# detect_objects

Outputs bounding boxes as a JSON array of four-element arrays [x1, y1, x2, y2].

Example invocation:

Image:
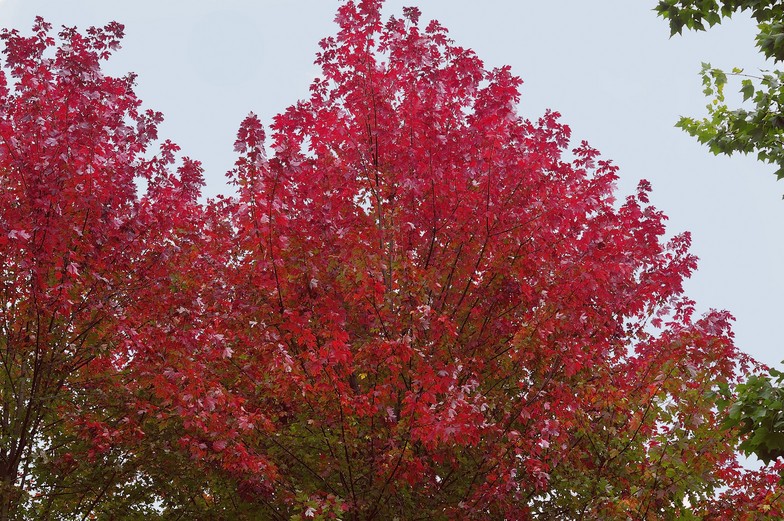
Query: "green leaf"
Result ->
[[741, 80, 755, 101]]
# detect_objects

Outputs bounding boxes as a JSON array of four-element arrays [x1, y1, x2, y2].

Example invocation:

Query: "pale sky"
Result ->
[[2, 1, 782, 367]]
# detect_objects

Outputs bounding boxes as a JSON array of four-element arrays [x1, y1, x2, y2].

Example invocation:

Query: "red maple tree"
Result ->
[[2, 2, 783, 520], [182, 1, 776, 518], [0, 17, 204, 519]]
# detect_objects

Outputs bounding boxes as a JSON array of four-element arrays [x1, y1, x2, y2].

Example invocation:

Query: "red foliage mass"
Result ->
[[1, 3, 781, 520]]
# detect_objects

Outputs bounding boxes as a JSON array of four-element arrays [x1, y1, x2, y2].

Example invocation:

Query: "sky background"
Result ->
[[2, 1, 782, 367]]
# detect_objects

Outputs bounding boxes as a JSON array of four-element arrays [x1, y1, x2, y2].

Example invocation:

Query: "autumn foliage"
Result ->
[[0, 16, 205, 520], [1, 1, 783, 520]]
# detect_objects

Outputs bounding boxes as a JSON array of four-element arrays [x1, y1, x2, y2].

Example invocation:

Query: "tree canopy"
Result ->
[[1, 2, 782, 519]]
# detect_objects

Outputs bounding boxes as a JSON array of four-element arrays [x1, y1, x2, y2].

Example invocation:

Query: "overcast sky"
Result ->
[[3, 1, 782, 367]]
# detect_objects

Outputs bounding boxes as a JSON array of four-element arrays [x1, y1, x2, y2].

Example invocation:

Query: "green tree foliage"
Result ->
[[719, 368, 784, 464], [656, 0, 784, 181]]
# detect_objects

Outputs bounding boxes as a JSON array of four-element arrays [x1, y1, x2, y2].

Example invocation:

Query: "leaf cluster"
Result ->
[[719, 366, 784, 465], [656, 0, 784, 187], [676, 64, 784, 180], [657, 0, 784, 61]]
